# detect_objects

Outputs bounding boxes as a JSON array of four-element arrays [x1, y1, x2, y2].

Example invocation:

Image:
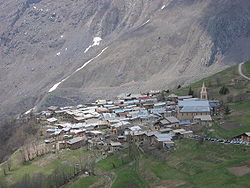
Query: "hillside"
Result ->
[[173, 60, 250, 138], [1, 0, 250, 120], [175, 60, 250, 99], [1, 140, 250, 188], [1, 61, 250, 188]]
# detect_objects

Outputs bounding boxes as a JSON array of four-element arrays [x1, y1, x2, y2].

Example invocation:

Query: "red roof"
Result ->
[[139, 96, 151, 100]]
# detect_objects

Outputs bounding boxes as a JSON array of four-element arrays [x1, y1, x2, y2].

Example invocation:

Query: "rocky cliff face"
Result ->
[[1, 0, 250, 119]]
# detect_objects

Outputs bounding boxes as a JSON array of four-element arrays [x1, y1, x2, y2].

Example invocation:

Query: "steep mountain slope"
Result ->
[[1, 0, 250, 119]]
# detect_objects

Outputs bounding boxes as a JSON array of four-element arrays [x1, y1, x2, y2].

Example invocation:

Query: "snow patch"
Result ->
[[161, 5, 166, 10], [74, 47, 108, 73], [141, 19, 150, 27], [61, 35, 64, 38], [56, 52, 61, 56], [84, 46, 91, 53], [24, 106, 37, 115], [84, 37, 102, 53], [93, 37, 102, 46], [48, 47, 108, 93], [48, 76, 69, 93], [33, 6, 37, 9], [25, 108, 32, 115]]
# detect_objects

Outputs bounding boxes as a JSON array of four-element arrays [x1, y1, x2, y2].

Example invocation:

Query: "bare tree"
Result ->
[[2, 166, 7, 176], [7, 159, 12, 171]]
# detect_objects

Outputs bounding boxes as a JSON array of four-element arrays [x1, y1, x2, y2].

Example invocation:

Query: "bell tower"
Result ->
[[200, 82, 208, 100]]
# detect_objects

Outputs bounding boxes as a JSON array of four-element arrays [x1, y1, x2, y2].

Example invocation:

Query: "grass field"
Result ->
[[164, 139, 250, 187], [65, 176, 98, 188], [205, 100, 250, 139], [65, 139, 250, 188], [0, 149, 86, 186], [2, 139, 250, 187]]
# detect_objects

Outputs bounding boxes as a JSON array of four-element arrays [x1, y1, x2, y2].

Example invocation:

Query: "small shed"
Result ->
[[110, 142, 122, 152], [154, 133, 175, 149], [194, 115, 213, 126], [233, 132, 250, 142], [165, 116, 180, 128], [67, 137, 86, 150], [47, 117, 58, 124]]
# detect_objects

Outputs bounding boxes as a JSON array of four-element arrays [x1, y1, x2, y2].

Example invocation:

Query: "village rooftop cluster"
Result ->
[[24, 83, 228, 157]]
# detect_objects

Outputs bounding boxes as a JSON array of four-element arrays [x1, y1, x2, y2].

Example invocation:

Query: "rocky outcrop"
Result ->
[[0, 0, 250, 120]]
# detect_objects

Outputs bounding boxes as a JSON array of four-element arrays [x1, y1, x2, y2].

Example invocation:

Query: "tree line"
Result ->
[[9, 152, 97, 188], [0, 116, 39, 162]]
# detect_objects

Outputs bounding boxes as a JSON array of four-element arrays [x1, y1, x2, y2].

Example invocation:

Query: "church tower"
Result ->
[[200, 82, 208, 100]]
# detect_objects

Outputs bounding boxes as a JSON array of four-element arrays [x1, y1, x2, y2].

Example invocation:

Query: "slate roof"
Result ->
[[154, 102, 166, 107], [110, 142, 122, 147], [178, 96, 193, 100], [47, 117, 58, 123], [168, 94, 178, 98], [245, 132, 250, 137], [145, 131, 159, 137], [180, 106, 210, 113], [165, 116, 180, 123], [67, 137, 85, 145], [209, 100, 220, 108], [160, 119, 170, 125], [155, 133, 175, 142], [178, 100, 210, 107], [129, 126, 141, 132], [103, 113, 117, 120], [150, 108, 166, 114]]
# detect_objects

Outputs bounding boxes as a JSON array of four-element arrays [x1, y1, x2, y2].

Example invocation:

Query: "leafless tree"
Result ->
[[7, 159, 12, 171]]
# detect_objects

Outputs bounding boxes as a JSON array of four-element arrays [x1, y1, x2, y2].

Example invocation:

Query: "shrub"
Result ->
[[219, 85, 229, 95]]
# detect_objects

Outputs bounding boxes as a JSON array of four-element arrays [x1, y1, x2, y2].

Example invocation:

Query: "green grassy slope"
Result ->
[[0, 149, 87, 187], [3, 139, 250, 188], [65, 176, 98, 188], [69, 139, 250, 188], [175, 60, 250, 100], [206, 101, 250, 138]]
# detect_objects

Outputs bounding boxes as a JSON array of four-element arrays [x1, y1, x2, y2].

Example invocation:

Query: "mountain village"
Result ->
[[20, 83, 249, 162]]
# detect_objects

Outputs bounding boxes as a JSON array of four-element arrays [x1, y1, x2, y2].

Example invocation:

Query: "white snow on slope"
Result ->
[[93, 37, 102, 45], [48, 76, 70, 92], [48, 47, 108, 93], [161, 5, 166, 10], [25, 108, 33, 115], [56, 52, 61, 56], [24, 106, 37, 115], [141, 19, 150, 27], [84, 37, 102, 53], [74, 47, 108, 73]]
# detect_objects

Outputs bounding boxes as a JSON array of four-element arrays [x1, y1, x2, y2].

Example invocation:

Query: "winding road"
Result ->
[[238, 62, 250, 81]]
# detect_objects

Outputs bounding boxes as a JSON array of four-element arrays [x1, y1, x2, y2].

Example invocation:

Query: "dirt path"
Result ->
[[239, 62, 250, 81]]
